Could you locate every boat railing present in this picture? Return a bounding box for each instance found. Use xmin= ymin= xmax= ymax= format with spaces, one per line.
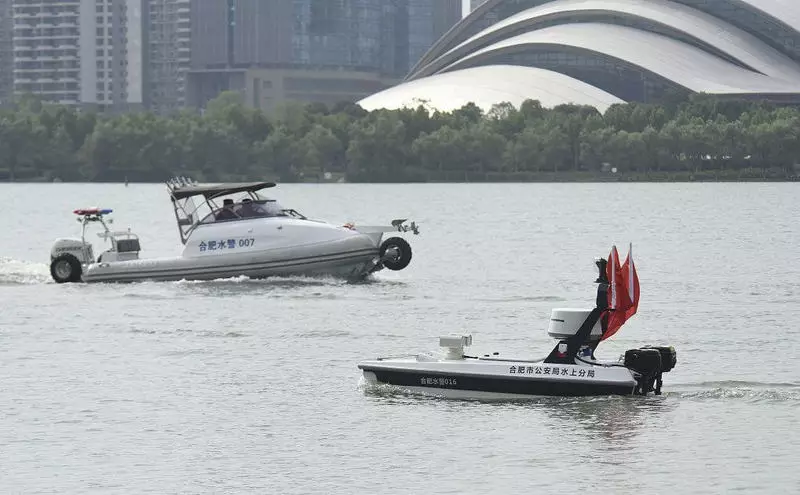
xmin=97 ymin=229 xmax=139 ymax=240
xmin=281 ymin=208 xmax=307 ymax=220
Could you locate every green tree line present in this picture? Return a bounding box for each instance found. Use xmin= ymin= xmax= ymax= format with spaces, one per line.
xmin=1 ymin=91 xmax=799 ymax=183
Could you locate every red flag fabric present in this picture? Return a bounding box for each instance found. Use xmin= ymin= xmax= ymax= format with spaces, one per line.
xmin=606 ymin=245 xmax=622 ymax=311
xmin=602 ymin=244 xmax=638 ymax=341
xmin=621 ymin=243 xmax=640 ymax=321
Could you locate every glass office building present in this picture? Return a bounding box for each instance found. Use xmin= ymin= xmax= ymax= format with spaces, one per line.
xmin=186 ymin=0 xmax=462 ymax=112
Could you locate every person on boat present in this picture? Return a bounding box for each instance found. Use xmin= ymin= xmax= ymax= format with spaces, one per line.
xmin=262 ymin=200 xmax=287 ymax=217
xmin=215 ymin=199 xmax=238 ymax=221
xmin=237 ymin=197 xmax=262 ymax=218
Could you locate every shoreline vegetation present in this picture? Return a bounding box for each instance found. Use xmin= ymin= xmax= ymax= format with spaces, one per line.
xmin=1 ymin=91 xmax=799 ymax=184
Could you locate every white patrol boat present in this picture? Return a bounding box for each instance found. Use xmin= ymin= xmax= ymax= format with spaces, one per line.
xmin=358 ymin=245 xmax=677 ymax=399
xmin=48 ymin=177 xmax=420 ymax=283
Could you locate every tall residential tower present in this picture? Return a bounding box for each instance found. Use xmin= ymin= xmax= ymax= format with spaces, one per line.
xmin=6 ymin=0 xmax=144 ymax=109
xmin=0 ymin=0 xmax=12 ymax=103
xmin=148 ymin=0 xmax=190 ymax=113
xmin=0 ymin=0 xmax=462 ymax=112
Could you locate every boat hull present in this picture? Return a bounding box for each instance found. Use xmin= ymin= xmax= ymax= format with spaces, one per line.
xmin=359 ymin=359 xmax=638 ymax=399
xmin=82 ymin=236 xmax=381 ymax=283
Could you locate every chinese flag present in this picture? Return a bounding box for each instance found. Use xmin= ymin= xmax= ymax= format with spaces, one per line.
xmin=621 ymin=243 xmax=640 ymax=321
xmin=602 ymin=244 xmax=638 ymax=341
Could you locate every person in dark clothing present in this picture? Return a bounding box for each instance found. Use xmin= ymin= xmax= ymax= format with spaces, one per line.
xmin=237 ymin=198 xmax=261 ymax=218
xmin=215 ymin=198 xmax=238 ymax=221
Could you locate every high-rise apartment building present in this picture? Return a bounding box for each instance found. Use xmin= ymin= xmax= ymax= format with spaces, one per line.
xmin=6 ymin=0 xmax=144 ymax=109
xmin=0 ymin=0 xmax=461 ymax=112
xmin=92 ymin=0 xmax=146 ymax=109
xmin=0 ymin=0 xmax=12 ymax=104
xmin=148 ymin=0 xmax=190 ymax=113
xmin=11 ymin=0 xmax=81 ymax=105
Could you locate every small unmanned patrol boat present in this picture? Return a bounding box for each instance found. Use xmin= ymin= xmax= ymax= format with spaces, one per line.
xmin=49 ymin=177 xmax=420 ymax=283
xmin=358 ymin=245 xmax=676 ymax=398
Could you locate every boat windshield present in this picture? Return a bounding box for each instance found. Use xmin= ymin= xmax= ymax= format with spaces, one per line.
xmin=199 ymin=197 xmax=289 ymax=225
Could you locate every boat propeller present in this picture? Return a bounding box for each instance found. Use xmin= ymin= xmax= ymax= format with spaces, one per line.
xmin=391 ymin=219 xmax=420 ymax=235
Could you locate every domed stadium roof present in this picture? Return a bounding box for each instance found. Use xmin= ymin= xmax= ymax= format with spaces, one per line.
xmin=358 ymin=64 xmax=624 ymax=113
xmin=359 ymin=0 xmax=800 ymax=112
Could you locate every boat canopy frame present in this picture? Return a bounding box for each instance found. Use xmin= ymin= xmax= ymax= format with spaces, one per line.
xmin=166 ymin=177 xmax=272 ymax=244
xmin=165 ymin=177 xmax=307 ymax=245
xmin=168 ymin=180 xmax=276 ymax=201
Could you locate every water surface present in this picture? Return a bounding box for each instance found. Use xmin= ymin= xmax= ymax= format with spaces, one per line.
xmin=1 ymin=183 xmax=798 ymax=494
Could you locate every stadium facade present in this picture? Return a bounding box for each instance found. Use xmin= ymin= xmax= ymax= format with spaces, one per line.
xmin=359 ymin=0 xmax=800 ymax=113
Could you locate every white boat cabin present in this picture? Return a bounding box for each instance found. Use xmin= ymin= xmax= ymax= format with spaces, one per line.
xmin=166 ymin=179 xmax=306 ymax=245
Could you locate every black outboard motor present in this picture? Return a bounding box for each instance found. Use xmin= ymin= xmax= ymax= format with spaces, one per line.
xmin=624 ymin=346 xmax=677 ymax=395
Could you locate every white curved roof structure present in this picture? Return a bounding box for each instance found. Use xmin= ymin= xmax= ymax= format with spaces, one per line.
xmin=738 ymin=0 xmax=800 ymax=33
xmin=416 ymin=0 xmax=800 ymax=70
xmin=443 ymin=23 xmax=800 ymax=94
xmin=358 ymin=65 xmax=623 ymax=112
xmin=360 ymin=0 xmax=800 ymax=112
xmin=410 ymin=0 xmax=800 ymax=82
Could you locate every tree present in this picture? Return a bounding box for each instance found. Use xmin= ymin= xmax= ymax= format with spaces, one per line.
xmin=205 ymin=90 xmax=244 ymax=115
xmin=1 ymin=92 xmax=799 ymax=183
xmin=504 ymin=125 xmax=547 ymax=173
xmin=254 ymin=125 xmax=299 ymax=181
xmin=296 ymin=124 xmax=343 ymax=177
xmin=0 ymin=114 xmax=46 ymax=180
xmin=346 ymin=112 xmax=407 ymax=181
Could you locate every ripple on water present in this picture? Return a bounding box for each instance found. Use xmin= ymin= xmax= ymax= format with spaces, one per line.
xmin=297 ymin=329 xmax=352 ymax=338
xmin=473 ymin=295 xmax=568 ymax=303
xmin=671 ymin=381 xmax=800 ymax=403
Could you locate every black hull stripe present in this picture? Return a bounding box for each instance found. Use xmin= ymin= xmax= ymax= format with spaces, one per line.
xmin=362 ymin=368 xmax=635 ymax=397
xmin=85 ymin=249 xmax=378 ymax=282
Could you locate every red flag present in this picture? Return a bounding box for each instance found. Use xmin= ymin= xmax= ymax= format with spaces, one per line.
xmin=602 ymin=244 xmax=637 ymax=341
xmin=621 ymin=243 xmax=640 ymax=321
xmin=606 ymin=245 xmax=621 ymax=311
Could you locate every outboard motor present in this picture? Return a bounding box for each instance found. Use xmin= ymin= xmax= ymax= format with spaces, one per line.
xmin=624 ymin=346 xmax=677 ymax=395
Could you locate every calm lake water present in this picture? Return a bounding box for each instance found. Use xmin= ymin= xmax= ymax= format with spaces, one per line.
xmin=1 ymin=182 xmax=799 ymax=494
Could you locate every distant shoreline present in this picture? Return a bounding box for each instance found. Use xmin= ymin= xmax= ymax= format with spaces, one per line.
xmin=3 ymin=173 xmax=799 ymax=184
xmin=3 ymin=93 xmax=800 ymax=185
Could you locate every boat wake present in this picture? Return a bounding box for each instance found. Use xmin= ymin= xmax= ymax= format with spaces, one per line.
xmin=0 ymin=258 xmax=395 ymax=290
xmin=169 ymin=274 xmax=391 ymax=297
xmin=670 ymin=380 xmax=800 ymax=403
xmin=172 ymin=273 xmax=349 ymax=287
xmin=0 ymin=257 xmax=52 ymax=285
